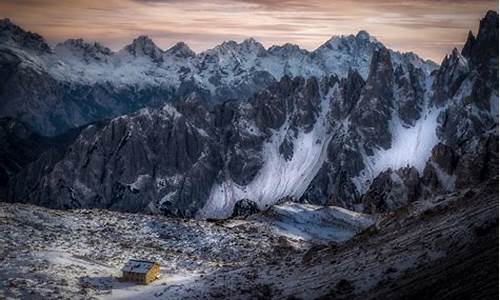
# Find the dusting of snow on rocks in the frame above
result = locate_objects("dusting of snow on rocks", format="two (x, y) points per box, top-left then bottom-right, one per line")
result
(247, 202), (375, 243)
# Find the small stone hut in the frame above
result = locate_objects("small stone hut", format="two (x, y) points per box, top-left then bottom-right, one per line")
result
(122, 259), (160, 284)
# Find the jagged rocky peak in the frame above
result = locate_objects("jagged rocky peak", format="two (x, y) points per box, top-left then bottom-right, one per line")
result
(438, 47), (468, 72)
(462, 10), (498, 66)
(350, 47), (395, 153)
(55, 38), (112, 62)
(219, 40), (238, 49)
(0, 18), (51, 54)
(241, 37), (266, 52)
(478, 10), (499, 43)
(268, 42), (308, 57)
(59, 38), (111, 53)
(333, 69), (365, 118)
(355, 30), (373, 41)
(310, 30), (388, 79)
(58, 38), (85, 48)
(203, 40), (237, 56)
(449, 47), (467, 64)
(366, 47), (394, 88)
(433, 47), (469, 105)
(400, 51), (428, 66)
(461, 30), (476, 58)
(124, 35), (163, 61)
(210, 37), (266, 56)
(322, 30), (381, 49)
(240, 37), (267, 56)
(165, 41), (196, 58)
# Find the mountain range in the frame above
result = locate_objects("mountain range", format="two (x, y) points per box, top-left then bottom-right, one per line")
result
(0, 18), (435, 136)
(0, 11), (498, 219)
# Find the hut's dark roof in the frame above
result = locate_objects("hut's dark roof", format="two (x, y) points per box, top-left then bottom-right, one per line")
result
(122, 259), (157, 274)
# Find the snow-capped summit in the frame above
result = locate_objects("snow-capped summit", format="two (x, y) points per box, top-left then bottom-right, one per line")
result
(311, 33), (384, 78)
(355, 30), (372, 41)
(204, 38), (266, 58)
(211, 40), (238, 53)
(123, 35), (163, 61)
(268, 43), (308, 57)
(165, 42), (196, 58)
(240, 37), (267, 55)
(319, 32), (380, 51)
(54, 38), (112, 63)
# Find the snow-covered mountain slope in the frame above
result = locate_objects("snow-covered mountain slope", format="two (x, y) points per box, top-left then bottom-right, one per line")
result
(0, 17), (436, 136)
(3, 11), (499, 219)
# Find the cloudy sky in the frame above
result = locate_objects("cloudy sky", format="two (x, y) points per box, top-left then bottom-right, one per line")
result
(0, 0), (497, 62)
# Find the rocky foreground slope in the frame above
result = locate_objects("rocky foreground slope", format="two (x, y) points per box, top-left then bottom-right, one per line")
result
(0, 177), (497, 299)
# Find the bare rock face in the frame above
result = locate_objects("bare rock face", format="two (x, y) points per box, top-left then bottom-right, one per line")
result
(351, 47), (395, 153)
(432, 48), (469, 107)
(9, 105), (223, 217)
(429, 143), (457, 174)
(361, 167), (420, 214)
(231, 199), (260, 218)
(333, 70), (365, 119)
(462, 10), (499, 67)
(0, 118), (50, 198)
(454, 133), (498, 190)
(394, 63), (425, 126)
(421, 143), (458, 195)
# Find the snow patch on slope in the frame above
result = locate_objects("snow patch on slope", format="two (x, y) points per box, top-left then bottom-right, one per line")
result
(249, 202), (375, 243)
(199, 93), (334, 219)
(353, 108), (441, 193)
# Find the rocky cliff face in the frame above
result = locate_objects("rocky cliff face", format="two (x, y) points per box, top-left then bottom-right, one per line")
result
(3, 11), (498, 219)
(0, 117), (81, 200)
(357, 10), (499, 213)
